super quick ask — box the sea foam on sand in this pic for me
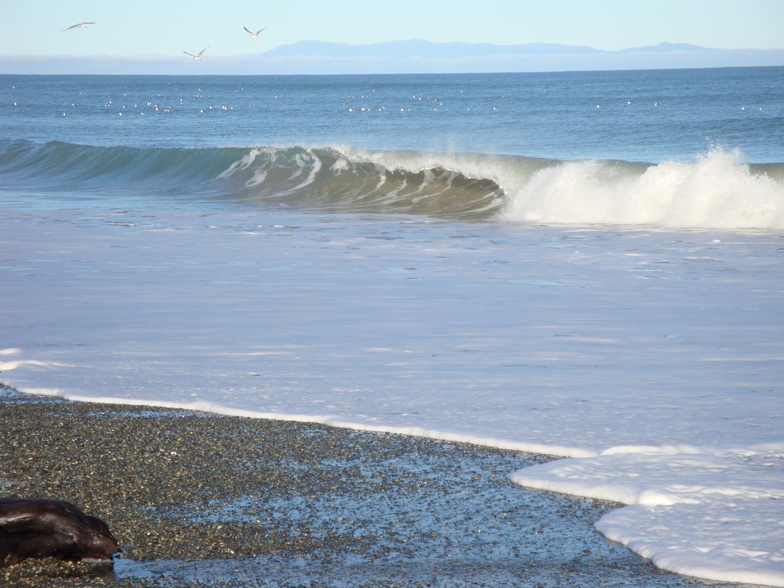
[512,444,784,586]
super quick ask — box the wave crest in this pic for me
[214,145,506,219]
[2,140,783,229]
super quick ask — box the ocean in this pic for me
[1,67,783,586]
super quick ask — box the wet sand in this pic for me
[1,386,746,588]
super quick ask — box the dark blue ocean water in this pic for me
[2,67,783,162]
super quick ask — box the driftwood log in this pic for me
[0,498,117,568]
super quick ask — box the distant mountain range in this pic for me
[2,40,782,75]
[261,40,719,60]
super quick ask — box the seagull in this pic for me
[243,26,267,39]
[183,45,209,60]
[63,22,96,31]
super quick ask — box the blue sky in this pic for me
[3,0,784,58]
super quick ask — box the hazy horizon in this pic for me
[2,0,783,75]
[2,38,782,76]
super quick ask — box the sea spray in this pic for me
[501,148,784,229]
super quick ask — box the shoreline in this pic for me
[1,386,746,587]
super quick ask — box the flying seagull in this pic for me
[183,45,209,60]
[243,26,267,39]
[64,22,96,31]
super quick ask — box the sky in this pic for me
[2,0,784,59]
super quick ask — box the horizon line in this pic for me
[4,39,784,60]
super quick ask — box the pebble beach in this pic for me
[0,386,750,588]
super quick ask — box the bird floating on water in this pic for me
[243,26,267,39]
[183,45,210,60]
[64,22,95,31]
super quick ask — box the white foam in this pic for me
[511,445,784,586]
[501,149,784,229]
[596,498,784,586]
[215,147,261,180]
[0,357,71,371]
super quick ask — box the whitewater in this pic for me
[1,68,783,586]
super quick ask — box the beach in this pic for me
[1,69,782,586]
[1,385,749,588]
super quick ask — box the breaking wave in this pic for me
[2,139,784,229]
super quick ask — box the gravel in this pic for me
[0,386,746,588]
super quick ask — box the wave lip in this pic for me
[214,145,508,219]
[2,140,784,229]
